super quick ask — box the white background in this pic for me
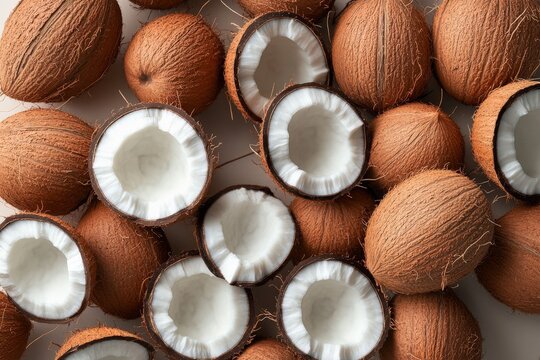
[0,0,539,359]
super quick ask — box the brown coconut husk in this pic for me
[129,0,184,9]
[237,339,299,360]
[238,0,335,21]
[0,292,31,360]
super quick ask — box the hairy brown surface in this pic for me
[238,0,335,21]
[129,0,184,9]
[0,292,31,360]
[237,339,298,360]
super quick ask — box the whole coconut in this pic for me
[380,291,482,360]
[238,339,297,360]
[125,14,224,115]
[477,205,540,313]
[238,0,335,21]
[77,200,170,319]
[433,0,540,105]
[368,103,465,192]
[0,0,122,103]
[0,109,93,215]
[365,170,494,294]
[332,0,431,112]
[0,292,31,360]
[129,0,184,9]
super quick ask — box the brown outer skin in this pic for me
[56,326,155,360]
[332,0,431,113]
[0,292,31,360]
[129,0,184,9]
[380,291,482,360]
[471,80,540,202]
[368,102,465,192]
[77,200,170,319]
[237,339,299,360]
[433,0,540,105]
[89,102,214,226]
[225,12,330,122]
[0,213,96,323]
[238,0,335,21]
[0,109,93,215]
[124,13,224,115]
[143,251,257,360]
[365,170,494,294]
[0,0,122,103]
[476,205,540,314]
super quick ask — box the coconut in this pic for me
[332,0,431,113]
[144,252,255,359]
[238,339,297,360]
[368,102,465,192]
[433,0,540,105]
[89,103,213,226]
[238,0,335,21]
[0,0,121,103]
[77,200,170,319]
[260,84,368,199]
[380,291,482,360]
[365,170,494,294]
[124,13,223,115]
[290,188,374,261]
[196,185,297,287]
[0,292,31,360]
[225,12,330,122]
[0,213,95,323]
[471,80,540,201]
[477,205,540,314]
[129,0,184,9]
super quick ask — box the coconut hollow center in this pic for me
[514,108,540,178]
[64,340,150,360]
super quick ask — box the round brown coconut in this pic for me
[125,14,224,115]
[0,109,93,215]
[368,102,465,192]
[77,200,170,319]
[129,0,184,9]
[238,0,335,21]
[332,0,431,113]
[0,0,121,103]
[365,170,494,294]
[380,291,482,360]
[0,292,31,360]
[477,205,540,314]
[433,0,540,105]
[238,339,298,360]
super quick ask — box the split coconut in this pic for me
[0,292,31,360]
[225,12,330,122]
[365,170,494,294]
[129,0,184,9]
[471,80,540,201]
[0,109,93,215]
[260,84,368,199]
[237,0,335,21]
[238,339,297,360]
[89,103,212,226]
[0,0,122,102]
[144,253,255,359]
[125,13,224,115]
[0,213,94,323]
[278,257,388,360]
[196,185,296,286]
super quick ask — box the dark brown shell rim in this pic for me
[57,334,155,360]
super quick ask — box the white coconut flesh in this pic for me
[267,87,366,197]
[281,260,385,360]
[0,219,86,320]
[64,340,150,360]
[202,187,295,284]
[238,17,329,118]
[150,256,251,358]
[496,89,540,195]
[92,107,209,221]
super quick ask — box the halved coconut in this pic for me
[225,12,330,122]
[144,252,255,359]
[90,103,212,226]
[196,185,296,286]
[278,257,389,360]
[0,214,94,323]
[261,84,368,199]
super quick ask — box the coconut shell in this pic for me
[124,14,224,115]
[471,80,540,201]
[365,170,494,294]
[368,102,465,192]
[0,109,93,215]
[238,0,335,21]
[332,0,431,113]
[0,292,31,360]
[380,291,482,360]
[77,200,170,319]
[477,205,540,314]
[0,0,121,103]
[238,339,298,360]
[129,0,184,9]
[433,0,540,105]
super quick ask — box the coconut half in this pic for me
[225,12,330,122]
[278,257,388,360]
[0,214,94,323]
[144,253,255,359]
[90,103,212,226]
[261,84,368,199]
[196,185,296,286]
